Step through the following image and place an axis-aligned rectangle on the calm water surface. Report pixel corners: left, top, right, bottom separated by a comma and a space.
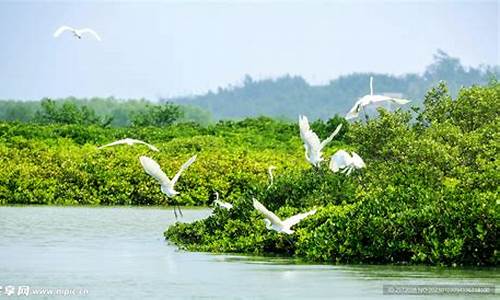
0, 206, 497, 299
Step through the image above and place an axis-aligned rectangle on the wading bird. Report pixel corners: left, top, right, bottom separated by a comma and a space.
98, 138, 159, 152
299, 115, 343, 167
140, 155, 197, 218
267, 165, 277, 190
329, 150, 365, 175
53, 25, 102, 41
213, 192, 233, 210
345, 76, 410, 120
253, 198, 316, 234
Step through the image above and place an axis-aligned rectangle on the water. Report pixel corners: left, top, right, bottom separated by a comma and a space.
0, 206, 497, 299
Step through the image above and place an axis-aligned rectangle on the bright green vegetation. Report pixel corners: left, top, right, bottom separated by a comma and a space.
0, 81, 497, 266
0, 116, 346, 206
165, 82, 499, 266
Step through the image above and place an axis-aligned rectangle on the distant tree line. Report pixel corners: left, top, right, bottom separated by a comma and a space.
0, 97, 213, 127
0, 50, 497, 124
169, 50, 499, 120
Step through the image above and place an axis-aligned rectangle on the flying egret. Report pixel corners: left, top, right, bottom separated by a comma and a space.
139, 155, 197, 218
252, 198, 316, 234
213, 192, 233, 210
345, 76, 410, 120
267, 165, 277, 190
299, 115, 343, 167
98, 138, 159, 152
329, 150, 365, 175
53, 25, 102, 41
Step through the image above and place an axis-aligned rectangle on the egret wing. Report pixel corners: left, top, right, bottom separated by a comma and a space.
369, 95, 410, 105
53, 26, 74, 37
79, 28, 102, 41
147, 144, 160, 152
299, 115, 321, 155
320, 123, 343, 149
298, 115, 310, 139
329, 150, 351, 172
282, 209, 317, 228
303, 130, 321, 150
390, 98, 410, 105
351, 152, 366, 169
345, 166, 354, 176
170, 155, 197, 186
252, 198, 282, 226
139, 156, 171, 185
131, 139, 160, 152
298, 115, 311, 147
341, 166, 351, 174
97, 139, 129, 149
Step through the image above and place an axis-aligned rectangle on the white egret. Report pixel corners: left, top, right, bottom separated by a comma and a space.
299, 115, 343, 167
329, 150, 366, 175
213, 192, 233, 210
252, 198, 316, 234
98, 138, 159, 152
53, 25, 102, 41
267, 165, 277, 190
139, 155, 197, 217
345, 76, 410, 120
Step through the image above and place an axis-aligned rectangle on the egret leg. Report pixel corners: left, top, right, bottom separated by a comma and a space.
346, 167, 353, 176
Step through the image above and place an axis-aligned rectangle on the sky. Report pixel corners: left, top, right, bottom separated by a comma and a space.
0, 0, 498, 100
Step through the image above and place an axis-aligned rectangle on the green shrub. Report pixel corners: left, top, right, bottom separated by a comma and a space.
0, 118, 308, 206
165, 82, 499, 266
131, 102, 183, 127
0, 82, 497, 266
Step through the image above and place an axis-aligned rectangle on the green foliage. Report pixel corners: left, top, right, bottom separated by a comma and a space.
0, 82, 497, 266
34, 98, 113, 127
0, 118, 308, 206
165, 82, 499, 266
131, 102, 184, 127
309, 114, 350, 142
0, 100, 39, 122
0, 97, 213, 127
178, 104, 214, 126
416, 81, 453, 126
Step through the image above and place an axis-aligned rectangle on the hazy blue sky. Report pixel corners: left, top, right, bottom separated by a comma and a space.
0, 0, 497, 100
